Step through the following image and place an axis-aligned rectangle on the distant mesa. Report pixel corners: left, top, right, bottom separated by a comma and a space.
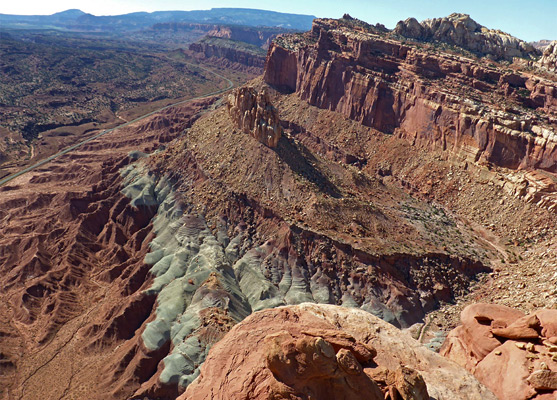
51, 9, 87, 17
531, 39, 554, 50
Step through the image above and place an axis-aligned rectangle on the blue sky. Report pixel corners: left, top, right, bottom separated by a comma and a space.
1, 0, 555, 42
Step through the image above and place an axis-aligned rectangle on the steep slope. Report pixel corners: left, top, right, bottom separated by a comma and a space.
264, 18, 557, 204
113, 76, 504, 397
0, 99, 215, 400
0, 83, 493, 399
537, 41, 557, 72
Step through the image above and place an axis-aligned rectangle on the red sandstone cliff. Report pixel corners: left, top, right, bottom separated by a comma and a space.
189, 38, 265, 69
206, 25, 285, 48
264, 18, 557, 174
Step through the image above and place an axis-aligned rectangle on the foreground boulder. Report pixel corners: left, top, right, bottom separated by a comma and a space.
441, 303, 557, 400
181, 303, 496, 400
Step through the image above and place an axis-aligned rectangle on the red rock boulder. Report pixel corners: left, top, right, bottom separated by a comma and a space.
441, 304, 557, 400
181, 304, 496, 400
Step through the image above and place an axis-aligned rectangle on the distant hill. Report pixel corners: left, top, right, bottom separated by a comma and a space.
531, 39, 553, 50
0, 8, 316, 32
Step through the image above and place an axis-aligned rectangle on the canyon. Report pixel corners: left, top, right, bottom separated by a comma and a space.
0, 10, 556, 400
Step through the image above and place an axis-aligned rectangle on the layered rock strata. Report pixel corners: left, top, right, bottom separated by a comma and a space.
117, 159, 489, 397
441, 303, 557, 400
189, 38, 266, 69
181, 304, 496, 400
264, 18, 557, 175
393, 13, 539, 61
205, 25, 284, 48
227, 86, 282, 147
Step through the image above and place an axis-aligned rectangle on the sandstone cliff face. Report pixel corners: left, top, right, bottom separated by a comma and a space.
206, 25, 283, 48
393, 13, 539, 61
441, 304, 557, 400
264, 18, 557, 174
189, 39, 265, 69
187, 25, 288, 70
537, 41, 557, 72
182, 304, 496, 400
227, 86, 282, 147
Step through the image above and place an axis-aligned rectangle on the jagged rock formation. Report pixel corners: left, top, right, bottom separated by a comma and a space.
227, 86, 282, 147
441, 303, 557, 400
181, 304, 496, 400
264, 18, 557, 178
537, 41, 557, 72
393, 13, 539, 61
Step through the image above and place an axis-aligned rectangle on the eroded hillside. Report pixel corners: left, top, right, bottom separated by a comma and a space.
0, 13, 556, 400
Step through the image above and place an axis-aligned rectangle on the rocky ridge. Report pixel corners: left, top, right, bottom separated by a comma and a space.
393, 13, 539, 61
187, 25, 290, 71
205, 25, 286, 48
189, 37, 266, 70
0, 78, 497, 399
0, 98, 216, 400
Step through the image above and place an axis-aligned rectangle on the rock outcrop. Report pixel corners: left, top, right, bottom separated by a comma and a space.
441, 303, 557, 400
393, 13, 539, 61
182, 304, 496, 400
264, 18, 557, 174
227, 86, 282, 147
537, 41, 557, 72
